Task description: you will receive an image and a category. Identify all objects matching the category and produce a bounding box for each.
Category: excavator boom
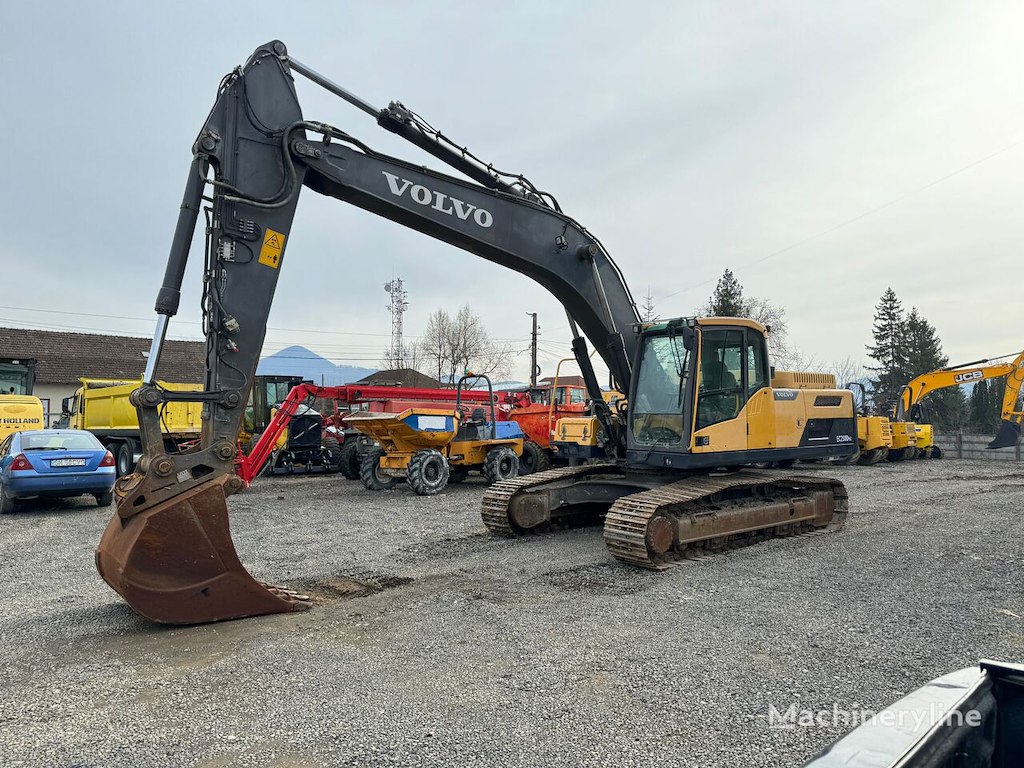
[893,350,1024,450]
[97,41,639,624]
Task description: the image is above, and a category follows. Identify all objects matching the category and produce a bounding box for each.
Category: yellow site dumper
[61,379,203,476]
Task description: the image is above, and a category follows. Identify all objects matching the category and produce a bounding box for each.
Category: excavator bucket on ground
[989,420,1022,450]
[96,477,310,625]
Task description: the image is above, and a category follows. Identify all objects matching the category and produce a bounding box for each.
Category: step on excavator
[95,42,857,625]
[892,350,1024,455]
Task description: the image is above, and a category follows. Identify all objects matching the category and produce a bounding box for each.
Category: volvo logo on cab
[382,172,493,228]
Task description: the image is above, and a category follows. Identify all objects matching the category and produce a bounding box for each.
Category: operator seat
[698,360,740,428]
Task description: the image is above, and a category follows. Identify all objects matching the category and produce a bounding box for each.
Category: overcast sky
[1,1,1021,382]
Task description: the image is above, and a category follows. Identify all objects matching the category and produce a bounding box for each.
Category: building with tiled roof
[0,327,204,424]
[356,368,443,389]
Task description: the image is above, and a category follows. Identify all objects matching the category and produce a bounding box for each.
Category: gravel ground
[0,458,1022,767]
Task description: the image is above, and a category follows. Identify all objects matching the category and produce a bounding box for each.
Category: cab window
[746,336,768,396]
[630,333,689,445]
[696,329,744,429]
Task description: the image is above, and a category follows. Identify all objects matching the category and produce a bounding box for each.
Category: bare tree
[699,288,799,368]
[420,309,451,383]
[420,305,513,385]
[824,357,867,390]
[379,339,423,371]
[743,295,791,365]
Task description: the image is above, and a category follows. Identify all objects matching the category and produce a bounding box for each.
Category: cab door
[742,330,775,450]
[693,328,747,452]
[694,326,773,453]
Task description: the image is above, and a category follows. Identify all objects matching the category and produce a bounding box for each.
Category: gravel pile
[0,459,1021,767]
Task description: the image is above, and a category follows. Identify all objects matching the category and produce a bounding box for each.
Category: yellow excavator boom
[893,350,1024,450]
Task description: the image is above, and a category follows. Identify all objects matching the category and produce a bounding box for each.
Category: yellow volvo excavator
[95,42,857,625]
[892,350,1024,456]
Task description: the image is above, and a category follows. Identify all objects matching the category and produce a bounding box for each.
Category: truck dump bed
[76,379,203,436]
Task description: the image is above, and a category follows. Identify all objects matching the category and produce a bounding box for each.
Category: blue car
[0,429,116,512]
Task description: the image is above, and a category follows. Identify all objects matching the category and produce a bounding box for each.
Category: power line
[659,134,1024,301]
[0,306,536,346]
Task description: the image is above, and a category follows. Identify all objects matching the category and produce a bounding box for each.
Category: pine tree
[984,377,1007,433]
[903,308,964,429]
[640,287,658,322]
[865,288,908,413]
[969,379,992,432]
[706,269,745,317]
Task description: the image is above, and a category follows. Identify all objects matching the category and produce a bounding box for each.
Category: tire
[338,440,361,480]
[322,438,341,472]
[449,469,469,484]
[931,445,942,459]
[518,440,550,476]
[360,447,396,491]
[407,449,449,496]
[858,447,885,466]
[833,449,860,465]
[775,459,796,469]
[115,442,133,477]
[483,447,519,484]
[0,484,15,514]
[95,491,114,507]
[887,447,909,462]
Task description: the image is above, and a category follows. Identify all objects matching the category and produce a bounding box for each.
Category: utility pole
[384,278,409,367]
[527,312,539,387]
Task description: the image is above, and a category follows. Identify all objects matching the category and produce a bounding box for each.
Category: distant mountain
[257,345,375,386]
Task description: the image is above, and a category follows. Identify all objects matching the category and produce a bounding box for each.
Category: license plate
[51,458,87,467]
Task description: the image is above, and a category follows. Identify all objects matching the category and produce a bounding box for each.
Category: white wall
[32,383,78,427]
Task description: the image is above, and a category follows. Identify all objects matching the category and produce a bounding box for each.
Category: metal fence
[934,432,1022,462]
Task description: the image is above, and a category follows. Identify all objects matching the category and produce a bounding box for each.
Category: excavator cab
[626,318,857,467]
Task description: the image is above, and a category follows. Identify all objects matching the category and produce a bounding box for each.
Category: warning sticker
[258,228,286,269]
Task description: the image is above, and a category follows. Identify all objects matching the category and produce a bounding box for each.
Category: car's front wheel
[95,491,114,507]
[0,484,16,514]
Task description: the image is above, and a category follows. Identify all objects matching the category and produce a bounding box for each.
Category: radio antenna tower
[384,278,409,365]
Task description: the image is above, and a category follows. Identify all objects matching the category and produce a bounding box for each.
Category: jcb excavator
[893,350,1024,454]
[96,42,856,625]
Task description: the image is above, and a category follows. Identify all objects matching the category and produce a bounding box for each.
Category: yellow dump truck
[61,379,203,476]
[0,395,46,442]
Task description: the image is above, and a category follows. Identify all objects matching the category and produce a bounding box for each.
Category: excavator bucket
[988,420,1022,450]
[96,477,310,624]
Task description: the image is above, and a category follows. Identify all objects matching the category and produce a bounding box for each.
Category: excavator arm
[893,350,1024,449]
[97,41,640,624]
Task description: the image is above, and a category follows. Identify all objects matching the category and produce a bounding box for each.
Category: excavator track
[481,463,616,536]
[604,471,848,569]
